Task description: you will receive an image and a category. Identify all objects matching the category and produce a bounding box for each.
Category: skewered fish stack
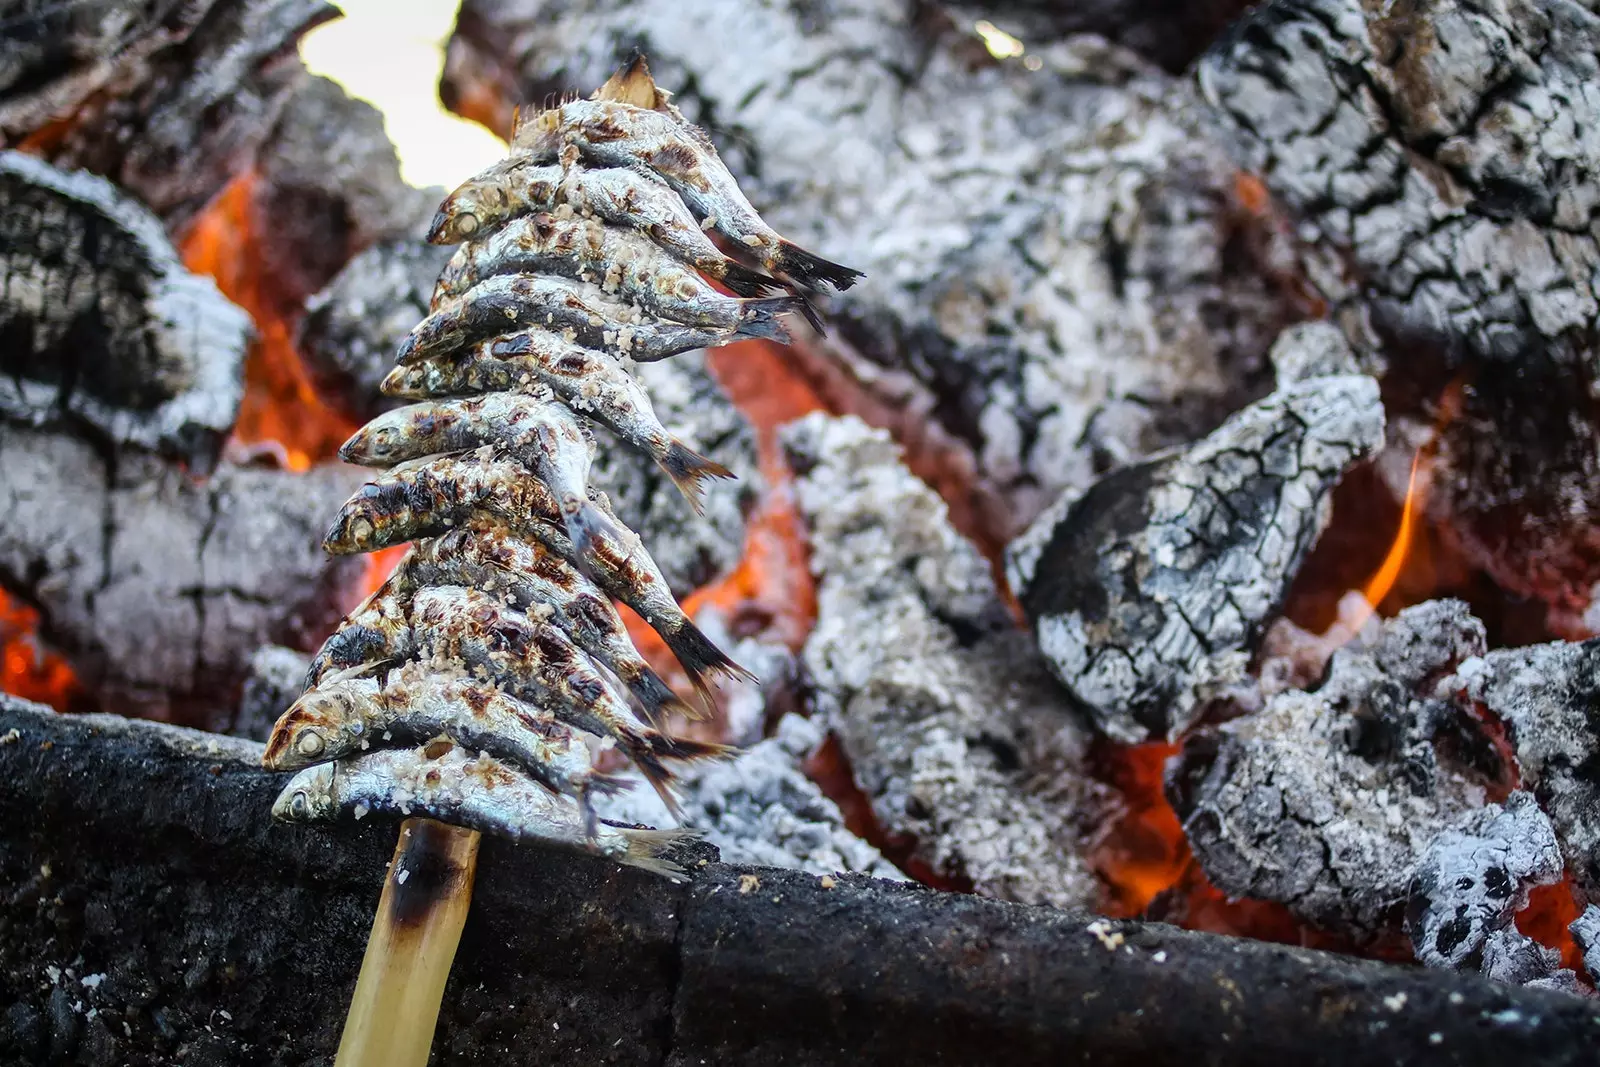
[264,57,862,879]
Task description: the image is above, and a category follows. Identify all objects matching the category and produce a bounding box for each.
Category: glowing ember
[0,590,84,712]
[1517,876,1588,976]
[1093,741,1189,916]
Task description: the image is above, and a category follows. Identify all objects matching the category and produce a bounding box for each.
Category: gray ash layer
[1453,639,1600,902]
[1407,792,1564,973]
[443,0,1298,542]
[1199,0,1600,633]
[0,151,250,468]
[785,413,1111,910]
[1572,905,1600,978]
[1008,323,1383,742]
[1169,600,1493,938]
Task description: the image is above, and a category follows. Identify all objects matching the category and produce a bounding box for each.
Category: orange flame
[0,590,84,712]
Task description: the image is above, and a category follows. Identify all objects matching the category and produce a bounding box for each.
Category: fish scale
[268,55,861,877]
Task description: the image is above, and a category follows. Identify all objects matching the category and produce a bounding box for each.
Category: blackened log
[5,696,1600,1066]
[442,0,1300,544]
[0,0,337,230]
[0,151,250,467]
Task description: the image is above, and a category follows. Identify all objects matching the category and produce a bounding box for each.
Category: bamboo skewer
[335,818,481,1067]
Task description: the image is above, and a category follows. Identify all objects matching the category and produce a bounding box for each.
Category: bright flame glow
[1355,448,1429,622]
[299,1,506,190]
[973,20,1027,60]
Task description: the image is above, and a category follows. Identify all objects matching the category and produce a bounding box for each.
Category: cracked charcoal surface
[596,713,902,879]
[1452,639,1600,902]
[785,413,1111,910]
[443,0,1298,543]
[1479,927,1588,996]
[1008,325,1384,742]
[0,0,334,229]
[297,239,456,423]
[0,424,364,725]
[1407,793,1565,979]
[1199,0,1600,635]
[1169,600,1495,938]
[0,151,251,468]
[1571,905,1600,978]
[233,644,312,742]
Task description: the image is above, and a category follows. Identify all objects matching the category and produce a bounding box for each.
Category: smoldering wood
[1006,324,1385,743]
[1168,599,1503,940]
[0,424,364,725]
[783,413,1113,910]
[1454,638,1600,903]
[441,0,1300,545]
[0,151,250,468]
[0,0,337,230]
[5,696,1600,1066]
[1198,0,1600,636]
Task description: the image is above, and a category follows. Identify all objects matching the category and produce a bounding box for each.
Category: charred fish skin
[432,212,802,337]
[272,744,694,880]
[304,571,415,688]
[512,57,863,293]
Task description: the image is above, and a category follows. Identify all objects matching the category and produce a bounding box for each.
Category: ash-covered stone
[1169,600,1493,938]
[1571,905,1600,978]
[588,352,759,597]
[1199,0,1600,634]
[0,424,364,725]
[1407,792,1563,971]
[1453,639,1600,901]
[1480,927,1587,996]
[297,239,455,422]
[597,713,900,879]
[0,151,250,468]
[0,0,335,228]
[1008,328,1383,742]
[443,0,1299,543]
[232,644,312,741]
[784,413,1111,910]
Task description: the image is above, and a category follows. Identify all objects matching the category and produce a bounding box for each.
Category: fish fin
[584,770,634,798]
[664,619,759,707]
[772,241,864,292]
[719,260,778,298]
[736,294,816,341]
[629,668,702,724]
[565,498,627,567]
[647,734,735,763]
[627,747,685,819]
[619,826,701,881]
[661,441,736,516]
[594,52,668,110]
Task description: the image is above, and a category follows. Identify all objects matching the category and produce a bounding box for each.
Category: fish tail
[627,746,685,818]
[647,733,735,763]
[773,241,864,292]
[631,668,704,723]
[583,769,634,798]
[620,826,700,881]
[663,619,758,712]
[661,441,736,516]
[719,260,777,298]
[734,295,802,342]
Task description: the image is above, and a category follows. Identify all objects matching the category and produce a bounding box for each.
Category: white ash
[1480,927,1588,996]
[1407,792,1564,973]
[1570,906,1600,979]
[1007,325,1384,742]
[1170,600,1493,938]
[685,606,793,749]
[444,0,1298,541]
[1452,639,1600,902]
[232,645,312,742]
[783,413,1111,910]
[595,714,899,879]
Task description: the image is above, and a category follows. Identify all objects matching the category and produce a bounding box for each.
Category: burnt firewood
[1198,0,1600,634]
[1453,639,1600,902]
[6,695,1600,1066]
[442,0,1300,544]
[1168,600,1495,940]
[1407,792,1580,993]
[0,0,336,229]
[783,413,1112,909]
[1008,323,1384,742]
[0,151,250,468]
[954,0,1257,73]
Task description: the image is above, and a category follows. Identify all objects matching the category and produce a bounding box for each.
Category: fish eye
[296,731,326,758]
[456,212,479,235]
[289,791,311,819]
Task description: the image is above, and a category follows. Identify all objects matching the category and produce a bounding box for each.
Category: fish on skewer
[304,569,415,688]
[431,211,805,335]
[380,330,735,515]
[338,393,621,557]
[398,273,787,365]
[427,161,778,299]
[272,742,695,880]
[408,586,730,813]
[510,56,863,293]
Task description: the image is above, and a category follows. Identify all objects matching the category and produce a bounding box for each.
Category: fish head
[263,682,377,770]
[427,168,515,244]
[271,764,338,822]
[323,484,388,554]
[380,364,430,399]
[340,406,443,465]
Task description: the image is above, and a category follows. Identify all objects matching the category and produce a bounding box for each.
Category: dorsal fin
[593,53,669,110]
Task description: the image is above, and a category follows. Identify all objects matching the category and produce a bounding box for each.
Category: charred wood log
[0,0,337,230]
[1008,323,1384,742]
[952,0,1257,73]
[1198,0,1600,636]
[784,413,1113,909]
[5,696,1600,1065]
[441,0,1301,543]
